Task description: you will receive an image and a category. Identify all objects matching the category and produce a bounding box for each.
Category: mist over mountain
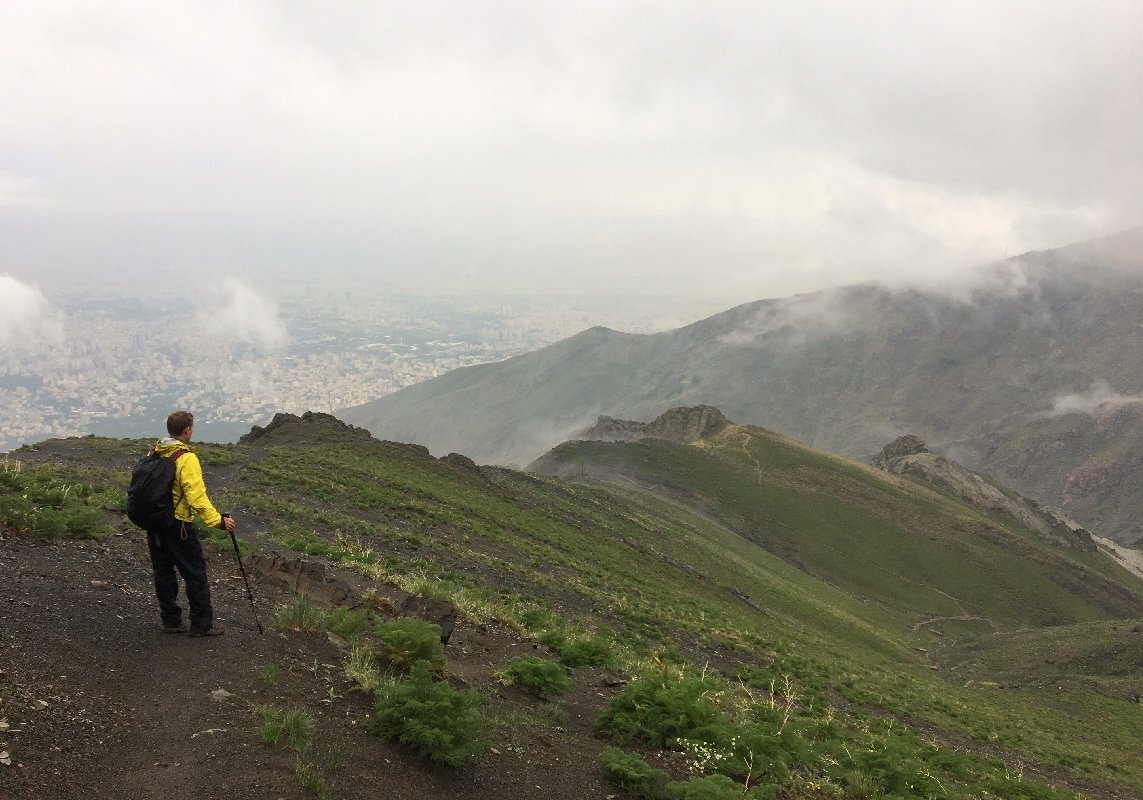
[341,228,1143,542]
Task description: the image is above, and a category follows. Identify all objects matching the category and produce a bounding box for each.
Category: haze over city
[2,2,1141,447]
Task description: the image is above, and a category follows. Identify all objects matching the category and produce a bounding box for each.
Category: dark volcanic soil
[0,529,628,800]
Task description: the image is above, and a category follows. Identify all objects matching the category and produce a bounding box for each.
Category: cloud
[0,173,52,208]
[200,278,288,350]
[0,2,1141,303]
[1051,381,1143,416]
[717,288,865,349]
[0,275,62,350]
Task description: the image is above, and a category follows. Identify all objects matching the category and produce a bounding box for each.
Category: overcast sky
[2,1,1141,305]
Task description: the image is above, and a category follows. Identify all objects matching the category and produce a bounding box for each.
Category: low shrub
[374,617,445,670]
[666,774,747,800]
[0,472,108,540]
[369,660,491,766]
[538,628,614,668]
[495,655,573,700]
[598,747,669,799]
[596,669,727,749]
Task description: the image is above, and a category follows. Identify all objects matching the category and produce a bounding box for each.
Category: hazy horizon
[2,2,1141,313]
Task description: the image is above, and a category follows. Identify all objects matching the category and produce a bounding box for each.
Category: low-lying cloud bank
[1051,381,1143,416]
[0,275,62,351]
[198,277,289,351]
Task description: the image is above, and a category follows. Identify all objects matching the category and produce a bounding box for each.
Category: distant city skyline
[0,286,722,451]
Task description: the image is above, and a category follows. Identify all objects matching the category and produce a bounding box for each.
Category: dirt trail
[0,531,619,800]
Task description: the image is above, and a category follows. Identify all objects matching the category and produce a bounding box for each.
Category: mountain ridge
[5,412,1143,798]
[341,228,1143,542]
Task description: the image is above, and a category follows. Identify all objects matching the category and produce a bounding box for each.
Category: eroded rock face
[873,435,1096,551]
[579,405,730,445]
[248,550,459,642]
[248,551,355,607]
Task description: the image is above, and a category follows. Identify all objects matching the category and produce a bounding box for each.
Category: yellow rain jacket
[154,439,224,528]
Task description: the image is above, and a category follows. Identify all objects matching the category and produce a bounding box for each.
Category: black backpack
[127,450,187,530]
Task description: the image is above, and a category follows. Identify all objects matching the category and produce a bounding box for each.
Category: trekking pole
[224,515,264,635]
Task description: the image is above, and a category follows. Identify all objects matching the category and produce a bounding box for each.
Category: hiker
[144,410,234,637]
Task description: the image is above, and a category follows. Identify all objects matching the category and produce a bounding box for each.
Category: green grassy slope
[531,426,1143,630]
[6,419,1143,798]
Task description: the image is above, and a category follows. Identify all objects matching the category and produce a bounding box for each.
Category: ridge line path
[0,530,616,800]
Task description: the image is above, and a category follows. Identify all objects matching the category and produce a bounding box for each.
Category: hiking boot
[162,622,188,634]
[189,626,225,638]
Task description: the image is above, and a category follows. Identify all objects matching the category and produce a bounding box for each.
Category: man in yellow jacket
[148,410,235,637]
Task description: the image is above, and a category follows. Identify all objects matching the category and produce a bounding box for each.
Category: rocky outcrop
[872,434,929,465]
[579,405,730,445]
[440,452,482,473]
[248,550,356,607]
[874,435,1096,551]
[240,410,374,444]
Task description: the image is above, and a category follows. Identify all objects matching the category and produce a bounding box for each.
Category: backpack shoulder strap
[168,449,189,506]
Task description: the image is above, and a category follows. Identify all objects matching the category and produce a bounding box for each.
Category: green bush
[0,470,108,540]
[598,747,668,799]
[537,628,614,668]
[275,595,327,632]
[369,660,491,766]
[495,655,573,700]
[595,670,727,749]
[374,617,445,670]
[666,774,745,800]
[715,713,805,785]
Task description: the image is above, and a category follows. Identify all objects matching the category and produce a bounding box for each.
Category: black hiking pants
[146,521,213,632]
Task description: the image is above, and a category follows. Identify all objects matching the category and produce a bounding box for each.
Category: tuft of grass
[294,754,335,800]
[275,595,327,632]
[258,663,279,686]
[344,642,385,694]
[258,705,315,752]
[326,607,368,639]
